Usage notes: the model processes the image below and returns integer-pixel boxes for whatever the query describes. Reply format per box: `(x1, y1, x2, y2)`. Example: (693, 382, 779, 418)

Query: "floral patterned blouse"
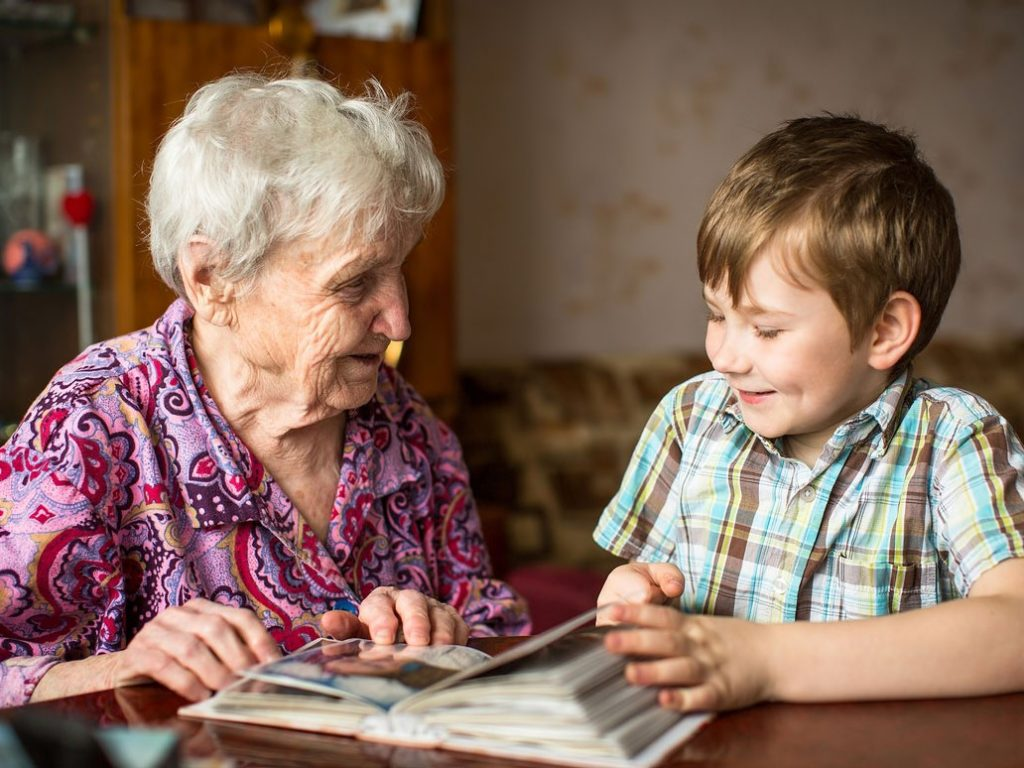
(0, 299, 529, 707)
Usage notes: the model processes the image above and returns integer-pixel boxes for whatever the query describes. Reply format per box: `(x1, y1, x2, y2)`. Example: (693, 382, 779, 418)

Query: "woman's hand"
(319, 587, 469, 646)
(602, 602, 774, 712)
(31, 598, 280, 704)
(596, 562, 685, 624)
(111, 598, 281, 700)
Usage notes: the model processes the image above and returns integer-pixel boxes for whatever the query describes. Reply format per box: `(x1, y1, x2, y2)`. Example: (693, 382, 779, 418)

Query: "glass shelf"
(0, 279, 75, 294)
(0, 4, 92, 54)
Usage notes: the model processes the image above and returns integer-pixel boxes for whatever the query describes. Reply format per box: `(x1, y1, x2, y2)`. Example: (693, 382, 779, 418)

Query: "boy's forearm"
(763, 594, 1024, 702)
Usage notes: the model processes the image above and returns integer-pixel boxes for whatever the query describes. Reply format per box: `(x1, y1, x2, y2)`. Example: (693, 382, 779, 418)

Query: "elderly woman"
(0, 73, 529, 707)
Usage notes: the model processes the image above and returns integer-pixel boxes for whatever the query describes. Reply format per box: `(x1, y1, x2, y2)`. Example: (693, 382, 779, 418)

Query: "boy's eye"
(705, 310, 724, 323)
(755, 327, 780, 339)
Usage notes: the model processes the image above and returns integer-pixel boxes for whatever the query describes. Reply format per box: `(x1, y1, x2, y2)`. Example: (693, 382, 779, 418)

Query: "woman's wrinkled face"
(229, 234, 414, 420)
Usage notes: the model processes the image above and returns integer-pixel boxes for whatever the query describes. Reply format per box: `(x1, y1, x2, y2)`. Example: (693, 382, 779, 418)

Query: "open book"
(179, 608, 712, 768)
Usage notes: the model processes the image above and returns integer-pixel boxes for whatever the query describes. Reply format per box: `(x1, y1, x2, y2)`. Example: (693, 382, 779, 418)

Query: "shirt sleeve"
(426, 416, 532, 637)
(593, 387, 684, 564)
(932, 413, 1024, 596)
(0, 439, 127, 707)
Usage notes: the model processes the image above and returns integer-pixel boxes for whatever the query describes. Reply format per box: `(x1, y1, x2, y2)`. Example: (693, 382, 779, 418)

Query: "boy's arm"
(769, 556, 1024, 702)
(603, 556, 1024, 711)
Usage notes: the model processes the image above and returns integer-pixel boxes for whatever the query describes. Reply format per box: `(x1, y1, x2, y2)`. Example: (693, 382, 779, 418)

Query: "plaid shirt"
(594, 370, 1024, 622)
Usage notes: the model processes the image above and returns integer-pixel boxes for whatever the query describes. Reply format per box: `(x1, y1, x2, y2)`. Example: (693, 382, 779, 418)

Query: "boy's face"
(703, 249, 890, 466)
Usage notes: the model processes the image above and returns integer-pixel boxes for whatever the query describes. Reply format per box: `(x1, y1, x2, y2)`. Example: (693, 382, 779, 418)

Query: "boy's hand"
(602, 602, 773, 712)
(596, 562, 685, 624)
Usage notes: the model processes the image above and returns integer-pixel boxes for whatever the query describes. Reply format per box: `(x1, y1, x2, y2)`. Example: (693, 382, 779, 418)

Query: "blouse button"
(773, 577, 788, 597)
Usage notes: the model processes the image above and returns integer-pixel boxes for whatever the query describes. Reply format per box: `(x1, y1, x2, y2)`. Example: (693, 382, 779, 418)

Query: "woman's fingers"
(118, 632, 227, 701)
(167, 606, 262, 672)
(424, 601, 468, 645)
(155, 629, 237, 691)
(356, 588, 469, 645)
(188, 598, 281, 664)
(358, 588, 404, 644)
(118, 598, 279, 701)
(139, 650, 210, 701)
(320, 609, 367, 640)
(394, 589, 433, 645)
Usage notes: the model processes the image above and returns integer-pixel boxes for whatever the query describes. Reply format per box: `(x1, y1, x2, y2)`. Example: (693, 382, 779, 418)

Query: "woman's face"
(228, 233, 414, 421)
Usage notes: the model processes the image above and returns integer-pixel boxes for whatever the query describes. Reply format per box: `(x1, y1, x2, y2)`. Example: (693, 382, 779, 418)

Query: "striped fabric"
(593, 370, 1024, 622)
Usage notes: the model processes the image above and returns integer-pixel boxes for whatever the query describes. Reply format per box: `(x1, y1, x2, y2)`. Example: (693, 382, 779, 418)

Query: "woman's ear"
(178, 237, 237, 327)
(867, 291, 921, 371)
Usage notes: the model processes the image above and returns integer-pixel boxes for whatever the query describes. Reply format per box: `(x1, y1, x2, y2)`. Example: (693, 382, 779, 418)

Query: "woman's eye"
(705, 311, 724, 323)
(755, 327, 780, 339)
(335, 276, 369, 297)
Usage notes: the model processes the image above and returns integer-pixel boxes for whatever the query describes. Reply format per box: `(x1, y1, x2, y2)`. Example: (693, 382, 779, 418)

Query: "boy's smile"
(703, 246, 891, 467)
(736, 389, 775, 405)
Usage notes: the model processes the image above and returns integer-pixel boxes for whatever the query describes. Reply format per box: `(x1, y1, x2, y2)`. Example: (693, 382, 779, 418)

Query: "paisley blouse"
(0, 299, 529, 707)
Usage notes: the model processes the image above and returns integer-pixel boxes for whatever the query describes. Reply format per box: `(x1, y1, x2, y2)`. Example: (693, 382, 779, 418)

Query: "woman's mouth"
(350, 353, 381, 366)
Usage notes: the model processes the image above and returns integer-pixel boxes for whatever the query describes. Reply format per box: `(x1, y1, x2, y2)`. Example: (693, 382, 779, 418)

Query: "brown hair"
(697, 115, 960, 369)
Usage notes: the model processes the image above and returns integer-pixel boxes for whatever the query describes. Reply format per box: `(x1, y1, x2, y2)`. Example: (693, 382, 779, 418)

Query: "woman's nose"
(373, 277, 411, 342)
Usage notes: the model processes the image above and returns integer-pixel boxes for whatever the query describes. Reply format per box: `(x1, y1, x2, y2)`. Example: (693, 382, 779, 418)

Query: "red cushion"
(506, 565, 606, 632)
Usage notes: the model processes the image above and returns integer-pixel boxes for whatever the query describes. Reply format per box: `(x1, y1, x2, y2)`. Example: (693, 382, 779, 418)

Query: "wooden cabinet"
(110, 6, 456, 413)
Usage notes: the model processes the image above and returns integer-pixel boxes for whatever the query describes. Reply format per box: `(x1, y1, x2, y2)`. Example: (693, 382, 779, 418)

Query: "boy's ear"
(178, 236, 237, 327)
(866, 290, 921, 371)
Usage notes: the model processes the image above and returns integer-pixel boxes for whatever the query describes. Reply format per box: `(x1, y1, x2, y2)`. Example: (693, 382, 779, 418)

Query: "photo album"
(179, 607, 713, 768)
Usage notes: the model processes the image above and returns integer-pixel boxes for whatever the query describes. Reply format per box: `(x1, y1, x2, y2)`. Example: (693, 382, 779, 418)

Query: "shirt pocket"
(835, 554, 940, 619)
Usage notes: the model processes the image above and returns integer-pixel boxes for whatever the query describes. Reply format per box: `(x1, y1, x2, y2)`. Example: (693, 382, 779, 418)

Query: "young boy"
(593, 115, 1024, 712)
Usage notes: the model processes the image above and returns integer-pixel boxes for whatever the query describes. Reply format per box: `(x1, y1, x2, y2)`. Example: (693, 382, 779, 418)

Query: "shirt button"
(802, 487, 815, 501)
(773, 578, 787, 596)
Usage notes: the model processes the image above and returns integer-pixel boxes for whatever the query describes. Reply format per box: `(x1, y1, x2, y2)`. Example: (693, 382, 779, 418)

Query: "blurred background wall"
(454, 0, 1024, 363)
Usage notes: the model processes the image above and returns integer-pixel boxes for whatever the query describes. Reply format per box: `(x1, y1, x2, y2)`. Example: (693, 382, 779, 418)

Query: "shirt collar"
(719, 367, 914, 460)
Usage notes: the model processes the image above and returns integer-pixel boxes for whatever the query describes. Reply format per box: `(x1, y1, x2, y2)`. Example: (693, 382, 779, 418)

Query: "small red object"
(63, 190, 94, 226)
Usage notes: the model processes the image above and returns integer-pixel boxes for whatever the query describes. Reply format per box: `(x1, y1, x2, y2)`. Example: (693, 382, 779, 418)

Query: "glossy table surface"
(12, 637, 1024, 768)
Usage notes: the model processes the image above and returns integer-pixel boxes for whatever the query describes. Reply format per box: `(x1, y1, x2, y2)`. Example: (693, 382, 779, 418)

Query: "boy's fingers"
(648, 563, 686, 598)
(606, 625, 689, 660)
(625, 656, 705, 687)
(606, 601, 687, 629)
(659, 683, 720, 712)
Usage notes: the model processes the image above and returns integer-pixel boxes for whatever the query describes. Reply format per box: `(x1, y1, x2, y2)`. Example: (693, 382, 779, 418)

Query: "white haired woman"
(0, 73, 529, 707)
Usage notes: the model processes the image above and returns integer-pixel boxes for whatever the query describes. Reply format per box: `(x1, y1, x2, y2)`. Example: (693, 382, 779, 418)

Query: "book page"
(244, 639, 492, 709)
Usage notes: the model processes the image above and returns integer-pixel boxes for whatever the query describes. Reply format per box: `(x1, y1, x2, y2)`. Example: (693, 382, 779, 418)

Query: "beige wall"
(453, 0, 1024, 363)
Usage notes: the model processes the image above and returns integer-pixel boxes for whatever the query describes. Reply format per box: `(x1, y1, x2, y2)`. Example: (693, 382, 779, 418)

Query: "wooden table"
(13, 637, 1024, 768)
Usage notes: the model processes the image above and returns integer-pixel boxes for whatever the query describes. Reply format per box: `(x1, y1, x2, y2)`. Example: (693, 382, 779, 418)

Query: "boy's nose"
(707, 333, 751, 376)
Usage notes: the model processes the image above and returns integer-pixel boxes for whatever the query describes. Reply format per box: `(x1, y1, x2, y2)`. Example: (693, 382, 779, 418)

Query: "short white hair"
(147, 72, 445, 295)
